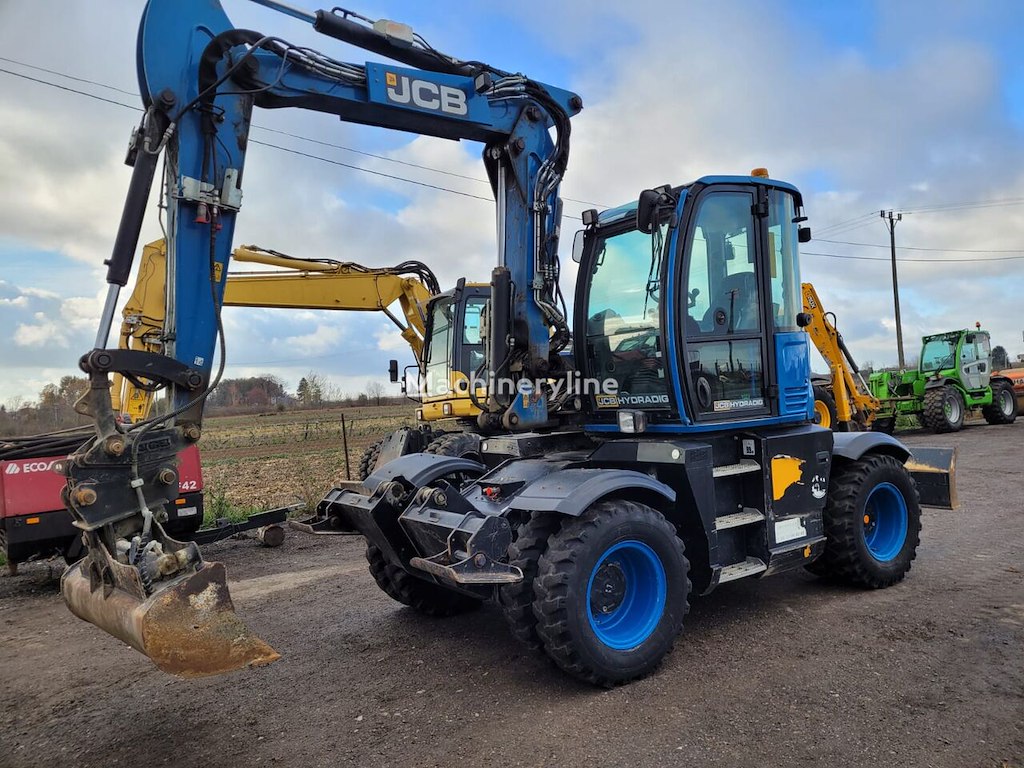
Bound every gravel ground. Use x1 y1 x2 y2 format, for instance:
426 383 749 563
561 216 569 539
2 421 1022 768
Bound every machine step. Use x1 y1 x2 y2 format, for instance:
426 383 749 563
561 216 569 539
714 509 766 531
718 557 768 583
712 459 761 478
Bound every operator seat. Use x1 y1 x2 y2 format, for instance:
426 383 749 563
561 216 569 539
704 271 759 333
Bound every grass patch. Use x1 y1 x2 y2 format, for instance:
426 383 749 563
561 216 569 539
203 487 263 526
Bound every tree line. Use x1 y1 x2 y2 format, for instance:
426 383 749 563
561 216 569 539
1 371 399 435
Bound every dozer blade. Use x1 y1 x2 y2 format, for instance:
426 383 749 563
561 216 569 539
61 559 280 678
905 446 958 510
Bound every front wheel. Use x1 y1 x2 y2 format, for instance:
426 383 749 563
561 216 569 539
808 453 921 588
813 384 838 429
532 500 689 686
922 386 964 433
982 380 1017 425
365 542 482 617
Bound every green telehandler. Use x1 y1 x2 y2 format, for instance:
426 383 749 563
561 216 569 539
868 327 1018 433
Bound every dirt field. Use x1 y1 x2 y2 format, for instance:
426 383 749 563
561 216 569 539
200 403 417 512
2 421 1022 768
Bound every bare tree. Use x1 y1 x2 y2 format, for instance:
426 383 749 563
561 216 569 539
365 381 385 407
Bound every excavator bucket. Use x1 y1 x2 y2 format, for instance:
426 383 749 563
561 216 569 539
905 446 958 510
61 559 280 678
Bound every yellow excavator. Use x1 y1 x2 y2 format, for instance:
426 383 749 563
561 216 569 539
113 241 486 463
801 282 883 432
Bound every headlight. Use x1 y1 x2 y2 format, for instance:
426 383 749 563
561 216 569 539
617 409 647 434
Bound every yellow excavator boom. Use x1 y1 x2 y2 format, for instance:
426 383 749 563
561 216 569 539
115 240 435 421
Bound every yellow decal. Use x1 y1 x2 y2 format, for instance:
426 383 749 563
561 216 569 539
386 72 398 87
771 454 805 501
212 261 223 283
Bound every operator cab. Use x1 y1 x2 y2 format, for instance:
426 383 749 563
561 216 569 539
574 173 813 433
419 284 489 418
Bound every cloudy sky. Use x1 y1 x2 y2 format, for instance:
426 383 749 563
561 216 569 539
0 0 1022 404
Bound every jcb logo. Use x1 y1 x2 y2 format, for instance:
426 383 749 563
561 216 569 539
385 72 467 116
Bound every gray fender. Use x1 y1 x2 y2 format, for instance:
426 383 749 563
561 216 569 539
832 431 911 463
509 467 676 517
364 451 484 489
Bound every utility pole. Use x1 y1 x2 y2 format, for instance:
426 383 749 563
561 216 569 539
881 209 905 369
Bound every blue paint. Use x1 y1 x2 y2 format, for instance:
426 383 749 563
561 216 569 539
774 331 814 419
586 540 667 650
863 481 909 562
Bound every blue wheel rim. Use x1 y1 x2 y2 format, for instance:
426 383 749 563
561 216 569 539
586 540 667 650
862 482 909 562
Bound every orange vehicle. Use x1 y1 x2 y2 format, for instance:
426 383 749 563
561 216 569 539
993 365 1024 412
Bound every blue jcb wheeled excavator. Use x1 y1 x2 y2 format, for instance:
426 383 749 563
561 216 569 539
59 0 954 685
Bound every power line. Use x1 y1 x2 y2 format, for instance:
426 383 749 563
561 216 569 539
900 197 1024 214
0 55 138 96
0 67 140 111
812 211 877 236
802 250 1024 263
0 56 608 208
248 138 494 201
814 237 1024 254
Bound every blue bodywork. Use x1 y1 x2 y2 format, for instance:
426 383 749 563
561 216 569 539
583 175 813 435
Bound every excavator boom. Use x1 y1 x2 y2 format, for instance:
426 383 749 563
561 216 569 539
114 240 436 422
62 0 580 676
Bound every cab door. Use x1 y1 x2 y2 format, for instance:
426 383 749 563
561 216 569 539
679 186 771 420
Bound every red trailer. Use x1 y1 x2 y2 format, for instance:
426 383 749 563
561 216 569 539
1 444 205 570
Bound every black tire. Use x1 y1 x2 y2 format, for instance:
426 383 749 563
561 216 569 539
499 513 563 650
813 385 838 429
982 380 1017 425
871 416 896 435
365 542 482 617
533 500 689 686
921 386 964 433
807 453 921 589
358 439 383 481
425 432 482 462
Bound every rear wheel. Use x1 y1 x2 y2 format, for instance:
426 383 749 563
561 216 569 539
425 432 482 462
871 416 896 435
922 386 964 433
532 500 689 686
499 512 563 650
813 385 838 429
982 380 1017 425
357 439 383 481
365 542 482 617
808 453 921 588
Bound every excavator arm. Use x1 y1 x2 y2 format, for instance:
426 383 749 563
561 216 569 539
62 0 580 676
801 282 881 430
113 239 437 422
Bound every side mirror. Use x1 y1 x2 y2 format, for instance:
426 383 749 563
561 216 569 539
796 312 812 328
572 229 585 263
798 226 812 243
388 359 399 383
636 189 661 234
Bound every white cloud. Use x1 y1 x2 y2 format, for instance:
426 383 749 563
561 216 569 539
14 312 69 348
